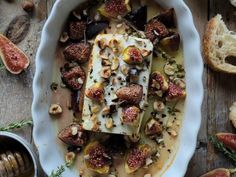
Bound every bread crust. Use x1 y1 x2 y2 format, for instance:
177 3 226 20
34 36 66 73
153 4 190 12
203 15 236 74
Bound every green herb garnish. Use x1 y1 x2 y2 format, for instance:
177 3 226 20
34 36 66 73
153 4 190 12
49 165 65 177
209 135 236 164
0 119 33 131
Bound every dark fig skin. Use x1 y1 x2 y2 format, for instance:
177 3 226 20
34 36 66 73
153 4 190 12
58 124 88 147
124 6 147 31
154 8 176 28
216 133 236 150
86 21 109 39
160 33 180 51
200 168 230 177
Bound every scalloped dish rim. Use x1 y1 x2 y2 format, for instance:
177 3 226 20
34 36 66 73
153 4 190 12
32 0 203 176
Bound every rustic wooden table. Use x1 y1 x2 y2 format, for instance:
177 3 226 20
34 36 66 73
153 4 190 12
0 0 235 177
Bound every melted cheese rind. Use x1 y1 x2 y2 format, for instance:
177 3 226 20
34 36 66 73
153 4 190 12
82 34 153 135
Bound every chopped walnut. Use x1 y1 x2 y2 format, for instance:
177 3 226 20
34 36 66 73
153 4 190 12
49 104 63 115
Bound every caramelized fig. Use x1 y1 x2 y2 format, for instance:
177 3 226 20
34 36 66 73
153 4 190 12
216 133 236 150
63 42 91 63
68 21 86 41
116 84 143 105
86 21 109 39
85 83 105 102
200 168 231 177
58 124 88 147
124 6 147 31
125 144 152 174
84 141 111 174
0 34 30 74
123 46 143 65
150 71 169 97
145 19 169 43
61 65 86 91
121 106 140 125
154 8 175 28
166 82 186 101
98 0 131 19
145 118 162 137
160 33 180 51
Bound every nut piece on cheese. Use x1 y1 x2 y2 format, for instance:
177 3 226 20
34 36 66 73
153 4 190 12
116 84 143 105
82 34 153 135
85 83 105 102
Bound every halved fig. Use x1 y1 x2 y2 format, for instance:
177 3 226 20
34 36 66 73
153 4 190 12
150 71 169 96
160 33 180 51
85 83 105 102
145 118 163 137
200 168 231 177
86 21 109 39
121 106 140 125
166 82 186 101
145 18 169 43
68 21 86 41
216 133 236 150
154 8 175 28
125 144 152 174
58 124 88 147
61 64 86 91
84 141 111 174
98 0 131 19
116 84 143 105
0 34 30 74
124 6 147 31
123 46 143 65
63 42 91 64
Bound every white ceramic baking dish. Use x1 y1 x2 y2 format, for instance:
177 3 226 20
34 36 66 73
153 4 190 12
32 0 204 176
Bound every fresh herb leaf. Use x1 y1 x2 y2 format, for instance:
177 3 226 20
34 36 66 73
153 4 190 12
49 165 65 177
209 135 236 164
0 119 33 131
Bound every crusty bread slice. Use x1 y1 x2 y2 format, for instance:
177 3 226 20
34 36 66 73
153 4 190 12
203 14 236 74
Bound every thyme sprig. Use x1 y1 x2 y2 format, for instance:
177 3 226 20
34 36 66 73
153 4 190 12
49 165 65 177
0 119 33 131
209 135 236 164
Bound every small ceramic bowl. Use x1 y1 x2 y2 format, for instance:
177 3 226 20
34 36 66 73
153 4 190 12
0 131 39 177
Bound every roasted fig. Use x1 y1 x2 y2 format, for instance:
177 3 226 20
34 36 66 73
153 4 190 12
86 21 109 39
68 21 86 41
125 144 152 174
145 118 162 137
150 71 169 97
200 168 231 177
160 33 180 51
116 84 143 105
85 83 105 102
63 42 91 63
121 106 140 125
84 141 111 174
124 6 147 31
98 0 131 19
61 65 86 91
0 34 30 74
58 124 88 147
216 133 236 150
166 82 186 101
123 46 143 65
145 19 169 43
154 8 175 28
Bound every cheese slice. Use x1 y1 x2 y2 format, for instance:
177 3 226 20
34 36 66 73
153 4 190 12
82 34 153 135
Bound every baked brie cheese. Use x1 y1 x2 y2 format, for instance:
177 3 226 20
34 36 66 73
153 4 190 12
82 34 153 135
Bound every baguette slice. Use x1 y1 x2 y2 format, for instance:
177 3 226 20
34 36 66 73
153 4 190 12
203 14 236 73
